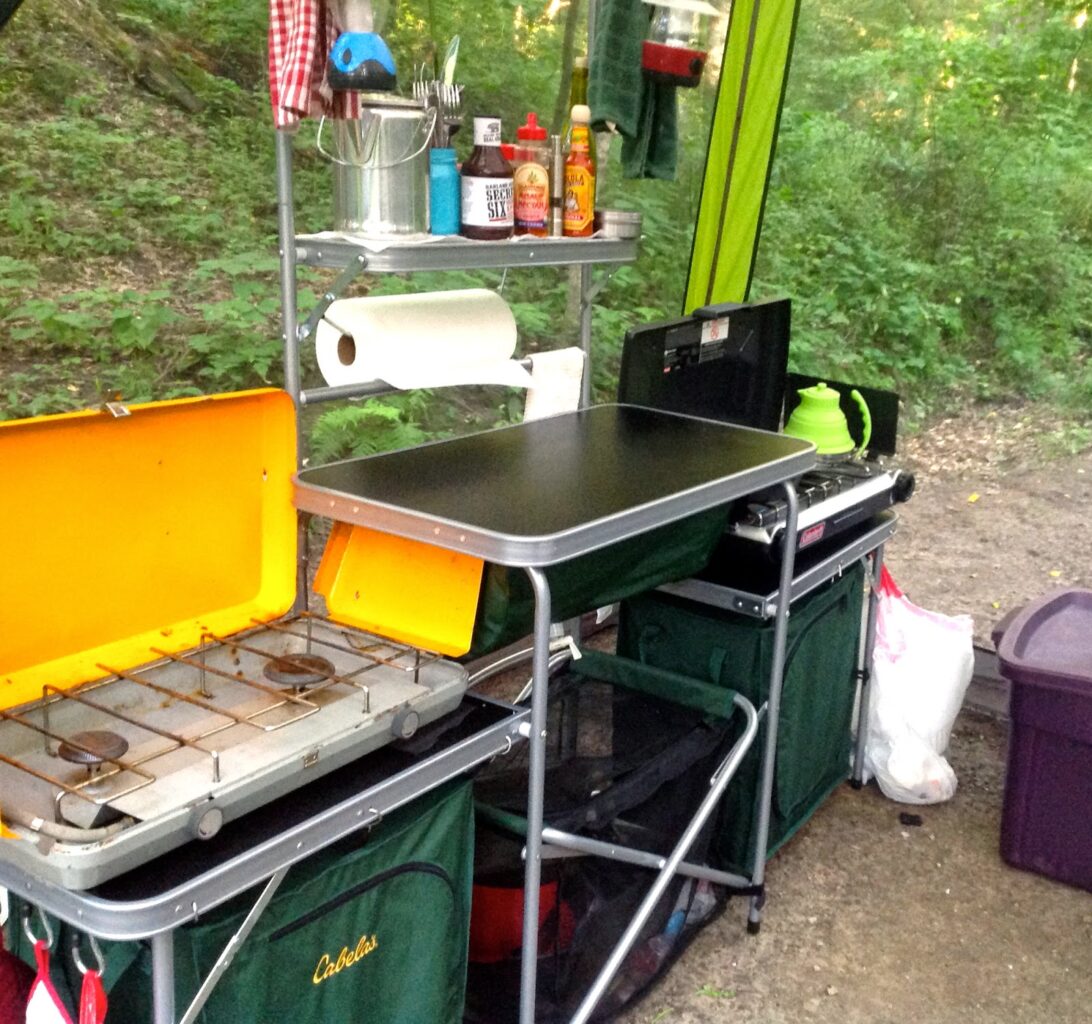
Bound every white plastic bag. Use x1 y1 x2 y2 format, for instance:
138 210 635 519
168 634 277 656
862 567 974 804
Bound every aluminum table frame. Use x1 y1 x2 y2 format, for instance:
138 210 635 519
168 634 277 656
294 404 813 1024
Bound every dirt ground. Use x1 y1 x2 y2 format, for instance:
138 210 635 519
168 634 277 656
610 403 1092 1024
616 710 1092 1024
882 404 1092 646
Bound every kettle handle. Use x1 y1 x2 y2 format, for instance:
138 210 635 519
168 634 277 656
850 389 872 456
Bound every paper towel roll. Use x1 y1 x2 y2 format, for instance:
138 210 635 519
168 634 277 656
523 347 586 421
316 288 533 390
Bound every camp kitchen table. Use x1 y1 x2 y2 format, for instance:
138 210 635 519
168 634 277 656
293 403 815 1024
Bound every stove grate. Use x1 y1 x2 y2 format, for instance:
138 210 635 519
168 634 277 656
0 614 447 820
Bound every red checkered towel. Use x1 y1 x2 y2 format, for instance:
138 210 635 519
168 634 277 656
269 0 360 127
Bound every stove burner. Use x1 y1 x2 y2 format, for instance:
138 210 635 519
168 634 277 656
58 730 130 767
262 654 337 688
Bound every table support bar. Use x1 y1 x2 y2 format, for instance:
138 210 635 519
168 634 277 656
178 868 289 1024
567 692 759 1024
539 828 755 891
852 542 886 784
747 480 800 932
152 930 175 1024
518 567 552 1024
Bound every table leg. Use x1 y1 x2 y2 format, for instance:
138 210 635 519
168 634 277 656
851 542 886 786
747 480 800 934
151 930 176 1024
578 265 593 409
519 567 552 1024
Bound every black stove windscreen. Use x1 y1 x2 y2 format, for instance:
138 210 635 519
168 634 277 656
617 298 790 433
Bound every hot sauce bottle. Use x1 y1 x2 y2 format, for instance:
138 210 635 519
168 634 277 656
460 115 514 241
563 104 595 238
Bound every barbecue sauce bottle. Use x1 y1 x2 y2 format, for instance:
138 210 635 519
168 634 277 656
563 104 595 237
461 115 514 240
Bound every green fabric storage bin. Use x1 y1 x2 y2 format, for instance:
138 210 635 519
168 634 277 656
11 780 474 1024
469 506 730 657
617 564 865 875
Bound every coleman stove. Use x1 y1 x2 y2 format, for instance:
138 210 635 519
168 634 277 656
0 390 468 890
617 300 915 557
727 456 915 554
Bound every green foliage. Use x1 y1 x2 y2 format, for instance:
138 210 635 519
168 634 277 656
1 0 1088 459
309 398 431 462
754 0 1092 421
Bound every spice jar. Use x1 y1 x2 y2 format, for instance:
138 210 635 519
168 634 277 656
513 112 550 237
460 115 514 240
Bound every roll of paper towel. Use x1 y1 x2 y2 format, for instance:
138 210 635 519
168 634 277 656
316 288 534 390
524 347 585 421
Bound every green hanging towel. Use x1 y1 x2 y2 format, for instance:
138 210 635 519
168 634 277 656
589 0 679 181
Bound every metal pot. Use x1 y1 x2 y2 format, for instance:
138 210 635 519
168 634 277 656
319 98 434 237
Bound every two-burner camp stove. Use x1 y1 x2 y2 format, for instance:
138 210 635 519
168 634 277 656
0 390 467 890
617 299 915 558
728 456 915 553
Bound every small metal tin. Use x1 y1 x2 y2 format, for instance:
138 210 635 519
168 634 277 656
594 209 642 239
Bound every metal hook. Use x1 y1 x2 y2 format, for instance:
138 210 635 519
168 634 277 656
71 932 106 976
21 904 54 949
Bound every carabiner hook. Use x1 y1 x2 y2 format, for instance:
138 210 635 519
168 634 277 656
21 904 54 949
71 932 106 976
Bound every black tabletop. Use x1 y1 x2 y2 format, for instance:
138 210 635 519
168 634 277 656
295 405 814 566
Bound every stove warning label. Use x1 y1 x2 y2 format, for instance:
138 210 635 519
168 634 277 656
698 315 731 361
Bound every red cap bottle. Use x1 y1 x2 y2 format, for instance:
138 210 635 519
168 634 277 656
514 112 550 237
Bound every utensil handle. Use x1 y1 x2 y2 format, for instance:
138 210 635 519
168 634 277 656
850 388 872 455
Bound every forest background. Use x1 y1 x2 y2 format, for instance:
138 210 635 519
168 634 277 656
0 0 1089 460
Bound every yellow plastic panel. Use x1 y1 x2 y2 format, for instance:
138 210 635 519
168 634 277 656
313 520 353 598
316 525 483 657
0 390 297 708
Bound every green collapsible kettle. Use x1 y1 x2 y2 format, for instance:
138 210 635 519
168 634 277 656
783 382 872 458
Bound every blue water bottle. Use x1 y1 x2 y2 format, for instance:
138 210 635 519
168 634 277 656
429 149 460 235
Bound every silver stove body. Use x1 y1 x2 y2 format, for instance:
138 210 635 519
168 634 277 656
728 459 911 551
0 615 467 890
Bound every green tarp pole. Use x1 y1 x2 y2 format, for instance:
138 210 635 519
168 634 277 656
683 0 802 312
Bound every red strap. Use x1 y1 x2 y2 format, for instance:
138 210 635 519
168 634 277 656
879 565 903 598
34 939 51 977
78 971 107 1024
27 940 76 1024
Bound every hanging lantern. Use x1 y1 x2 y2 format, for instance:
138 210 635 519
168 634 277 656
641 0 721 88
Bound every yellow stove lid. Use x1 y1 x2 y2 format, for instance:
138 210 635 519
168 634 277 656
0 389 297 709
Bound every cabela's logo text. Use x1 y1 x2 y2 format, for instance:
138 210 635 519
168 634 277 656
313 933 379 985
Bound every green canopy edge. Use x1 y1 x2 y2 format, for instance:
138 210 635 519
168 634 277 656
684 0 802 312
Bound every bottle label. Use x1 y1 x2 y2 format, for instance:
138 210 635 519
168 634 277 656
461 176 514 228
563 165 594 234
514 161 549 230
472 118 503 147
